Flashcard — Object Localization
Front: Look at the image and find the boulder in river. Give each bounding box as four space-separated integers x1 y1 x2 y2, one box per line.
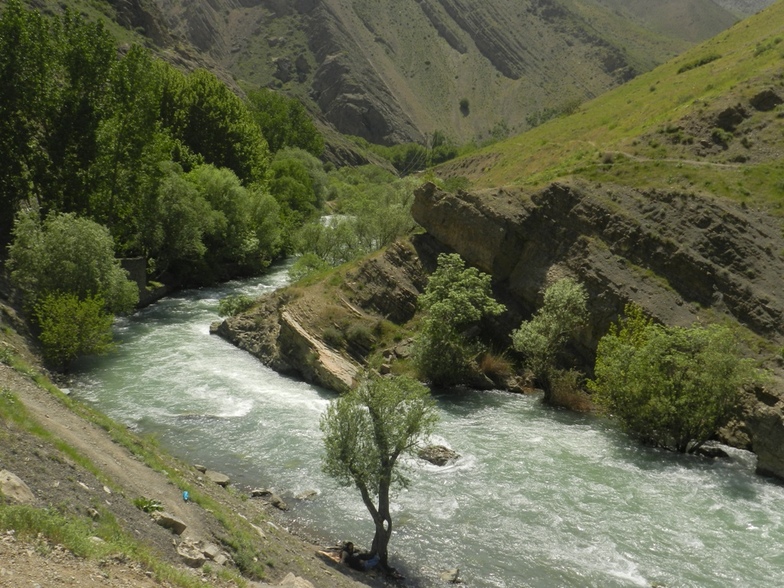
251 488 289 511
418 445 459 466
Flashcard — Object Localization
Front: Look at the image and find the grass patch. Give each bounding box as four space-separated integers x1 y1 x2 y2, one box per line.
0 505 207 588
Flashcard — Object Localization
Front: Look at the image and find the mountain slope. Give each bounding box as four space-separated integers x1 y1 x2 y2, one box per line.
438 0 784 209
152 0 766 145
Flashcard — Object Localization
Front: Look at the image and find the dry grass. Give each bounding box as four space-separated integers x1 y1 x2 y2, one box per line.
548 370 594 413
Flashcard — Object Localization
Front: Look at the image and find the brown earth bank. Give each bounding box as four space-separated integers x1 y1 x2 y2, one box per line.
218 180 784 480
0 348 395 588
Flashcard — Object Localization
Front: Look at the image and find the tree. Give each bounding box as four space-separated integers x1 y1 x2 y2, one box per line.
91 45 170 255
7 211 138 315
43 11 116 217
247 88 323 155
178 69 270 186
588 304 760 453
413 253 505 386
0 0 57 243
34 293 115 370
320 374 439 570
511 277 588 401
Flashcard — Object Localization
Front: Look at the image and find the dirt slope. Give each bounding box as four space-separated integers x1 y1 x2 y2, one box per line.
0 359 386 588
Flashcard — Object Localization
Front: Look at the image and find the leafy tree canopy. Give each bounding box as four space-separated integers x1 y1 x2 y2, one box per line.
589 304 761 453
320 374 438 568
512 277 588 399
8 210 138 315
247 88 324 156
414 253 505 386
35 293 115 370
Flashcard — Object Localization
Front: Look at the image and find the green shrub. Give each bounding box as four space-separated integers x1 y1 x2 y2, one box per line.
8 211 138 314
218 294 256 317
512 278 588 400
677 54 721 74
346 322 374 352
711 127 734 145
589 304 761 453
34 293 115 370
133 497 163 513
322 326 346 349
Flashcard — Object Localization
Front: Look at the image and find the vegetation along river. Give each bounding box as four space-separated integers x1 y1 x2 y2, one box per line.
70 262 784 587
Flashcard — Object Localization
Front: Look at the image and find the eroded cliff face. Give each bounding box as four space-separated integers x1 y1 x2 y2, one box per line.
148 0 754 145
217 179 784 478
411 181 784 478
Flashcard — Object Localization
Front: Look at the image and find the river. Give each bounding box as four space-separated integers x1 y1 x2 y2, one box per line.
70 262 784 587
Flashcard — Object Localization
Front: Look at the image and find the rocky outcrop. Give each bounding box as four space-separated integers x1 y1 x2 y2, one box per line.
216 240 439 392
216 291 361 393
413 181 784 343
412 181 784 478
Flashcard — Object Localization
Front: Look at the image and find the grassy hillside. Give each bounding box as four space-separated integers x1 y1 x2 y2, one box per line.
159 0 753 144
439 0 784 211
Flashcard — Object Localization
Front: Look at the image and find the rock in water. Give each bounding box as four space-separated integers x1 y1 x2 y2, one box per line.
439 568 462 583
418 445 459 466
205 470 230 486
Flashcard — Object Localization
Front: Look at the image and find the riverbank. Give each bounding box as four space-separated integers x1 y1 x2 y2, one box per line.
0 319 393 588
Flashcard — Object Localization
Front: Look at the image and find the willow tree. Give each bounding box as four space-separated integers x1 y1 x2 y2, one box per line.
320 374 438 570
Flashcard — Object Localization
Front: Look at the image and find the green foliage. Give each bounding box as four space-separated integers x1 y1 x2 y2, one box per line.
269 151 323 232
34 293 115 369
0 0 58 242
320 374 438 564
218 294 256 317
8 211 138 314
288 252 330 282
525 98 583 128
133 497 163 513
589 304 761 453
711 127 733 145
247 88 324 155
176 69 270 186
511 278 588 398
677 53 721 74
0 5 299 276
414 253 505 386
288 165 418 280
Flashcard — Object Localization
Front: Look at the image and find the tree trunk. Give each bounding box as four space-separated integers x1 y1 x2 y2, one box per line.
371 478 393 569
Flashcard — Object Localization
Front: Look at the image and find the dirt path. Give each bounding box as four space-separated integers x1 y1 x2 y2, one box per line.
0 363 215 544
0 363 385 588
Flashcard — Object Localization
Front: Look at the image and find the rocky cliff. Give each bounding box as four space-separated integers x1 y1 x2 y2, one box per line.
217 179 784 479
411 181 784 478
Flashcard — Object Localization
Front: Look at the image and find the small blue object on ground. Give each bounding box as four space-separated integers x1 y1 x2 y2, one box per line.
183 491 189 502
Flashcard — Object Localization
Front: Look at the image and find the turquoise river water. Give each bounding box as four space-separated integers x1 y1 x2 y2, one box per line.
70 262 784 587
